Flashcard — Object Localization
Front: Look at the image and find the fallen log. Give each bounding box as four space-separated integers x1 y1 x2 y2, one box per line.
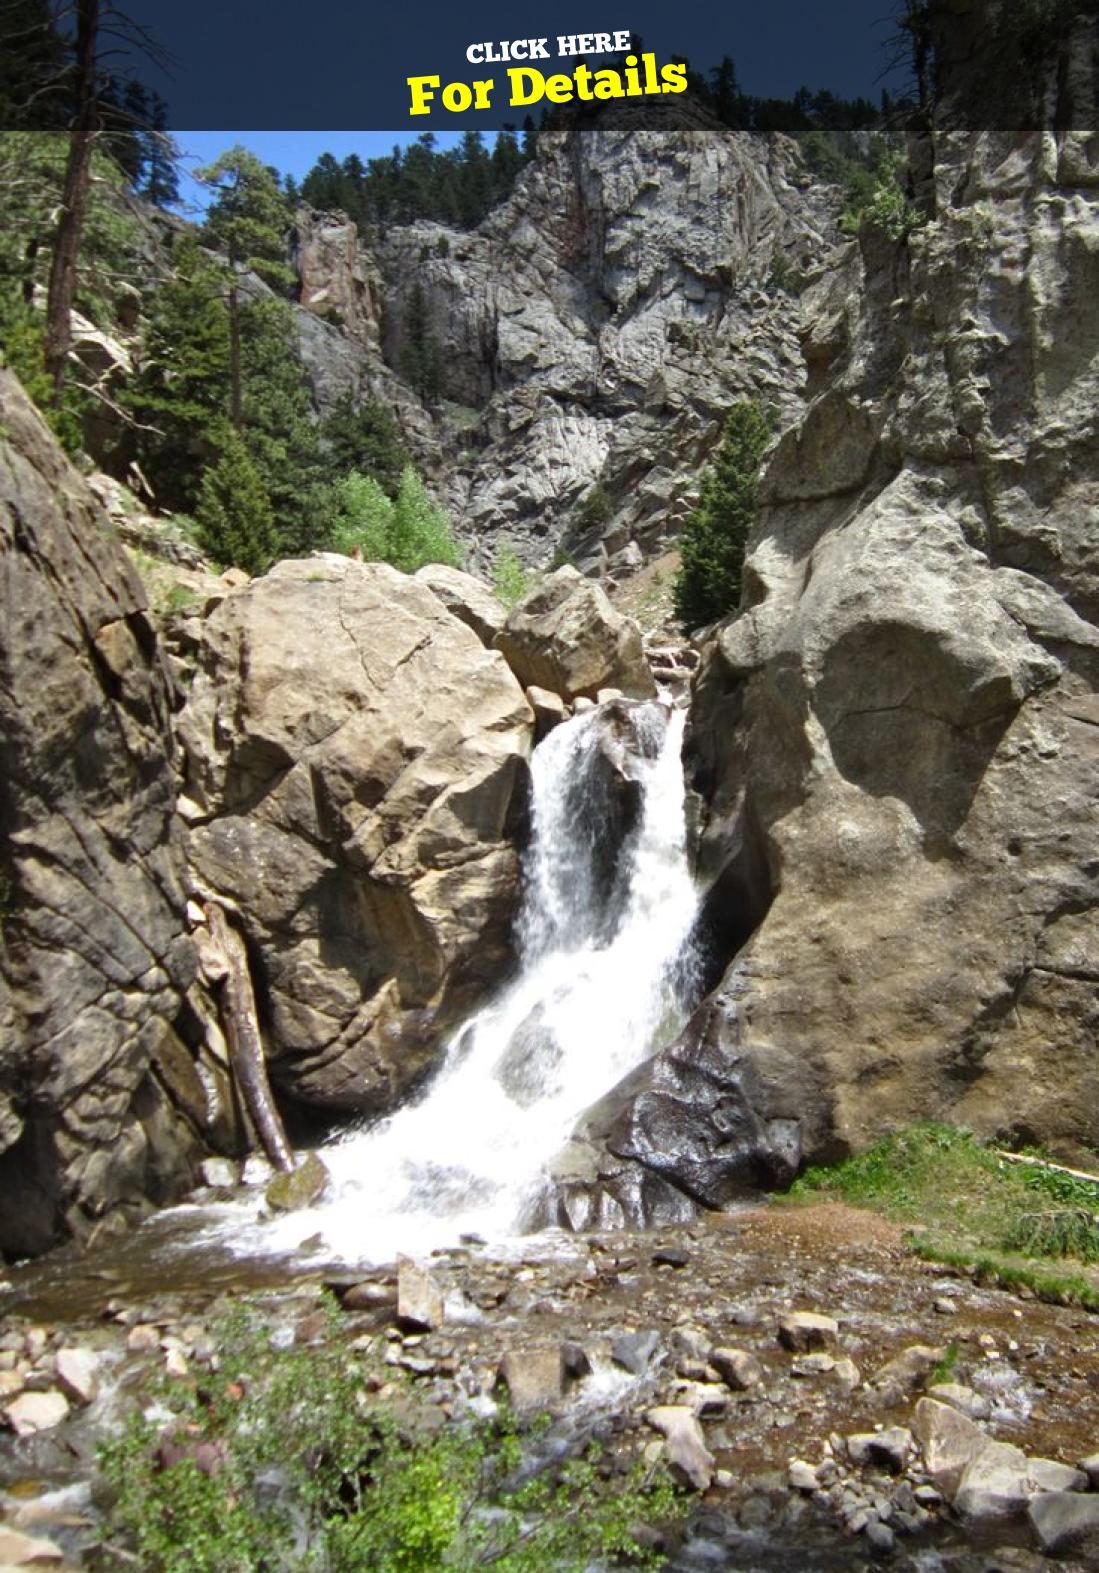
993 1150 1099 1188
197 900 294 1174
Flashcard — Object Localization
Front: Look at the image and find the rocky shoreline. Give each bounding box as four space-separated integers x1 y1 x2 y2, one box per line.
2 1202 1098 1569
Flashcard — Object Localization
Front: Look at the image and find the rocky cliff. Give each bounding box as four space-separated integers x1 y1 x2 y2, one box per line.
0 371 241 1258
564 35 1099 1219
294 130 839 576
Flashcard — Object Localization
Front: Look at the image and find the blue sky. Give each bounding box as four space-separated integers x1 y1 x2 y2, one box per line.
173 130 474 214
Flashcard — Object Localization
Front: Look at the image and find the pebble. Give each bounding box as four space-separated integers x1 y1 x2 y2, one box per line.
2 1390 70 1436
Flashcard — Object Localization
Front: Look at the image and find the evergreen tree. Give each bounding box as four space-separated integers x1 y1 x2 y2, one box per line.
198 145 293 427
0 0 65 127
399 282 442 403
674 401 773 630
139 93 180 208
195 427 277 575
320 393 409 498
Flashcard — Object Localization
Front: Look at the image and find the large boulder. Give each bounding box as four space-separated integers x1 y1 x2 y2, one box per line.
494 567 656 702
177 556 534 1117
560 69 1099 1211
414 562 505 646
0 371 235 1258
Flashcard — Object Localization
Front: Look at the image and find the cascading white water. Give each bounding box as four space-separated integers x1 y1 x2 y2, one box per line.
220 699 701 1264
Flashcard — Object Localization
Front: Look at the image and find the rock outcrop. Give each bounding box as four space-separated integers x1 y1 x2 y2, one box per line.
567 31 1099 1211
0 371 236 1259
177 556 534 1118
494 567 656 702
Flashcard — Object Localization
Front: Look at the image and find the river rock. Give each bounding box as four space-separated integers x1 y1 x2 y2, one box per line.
953 1440 1032 1522
0 371 232 1258
868 1345 944 1403
178 557 533 1118
0 1526 66 1564
494 568 656 702
611 1330 662 1375
646 1405 714 1491
200 1157 239 1189
525 685 567 740
415 563 505 646
778 1312 839 1352
913 1397 990 1499
927 1382 991 1421
847 1428 912 1473
1029 1492 1099 1555
710 1347 763 1390
497 1347 565 1412
53 1348 99 1407
265 1152 330 1212
1027 1458 1088 1493
397 1257 445 1332
2 1391 70 1437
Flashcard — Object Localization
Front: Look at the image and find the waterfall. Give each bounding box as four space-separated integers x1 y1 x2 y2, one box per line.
226 699 701 1264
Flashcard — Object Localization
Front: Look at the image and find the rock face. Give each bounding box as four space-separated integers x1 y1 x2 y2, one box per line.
495 567 656 701
177 556 533 1117
0 370 229 1259
565 40 1099 1209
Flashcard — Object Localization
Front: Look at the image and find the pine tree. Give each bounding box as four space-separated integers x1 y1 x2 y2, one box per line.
399 281 442 403
320 393 409 498
195 427 277 575
674 401 773 630
139 93 180 208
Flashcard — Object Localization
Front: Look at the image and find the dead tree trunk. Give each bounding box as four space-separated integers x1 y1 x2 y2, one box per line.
199 901 293 1173
44 0 99 405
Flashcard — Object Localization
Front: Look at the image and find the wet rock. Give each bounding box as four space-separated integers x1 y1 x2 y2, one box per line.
340 1280 398 1313
710 1347 762 1391
778 1312 839 1352
0 1371 24 1400
496 1347 564 1413
1081 1452 1099 1488
126 1324 160 1353
927 1381 991 1420
646 1406 714 1491
0 1526 66 1564
561 1342 592 1381
611 1330 662 1375
1029 1491 1099 1555
792 1352 835 1377
953 1439 1031 1522
652 1246 690 1268
265 1152 330 1213
913 1397 990 1499
397 1257 445 1333
864 1519 895 1554
494 568 656 703
200 1157 238 1188
2 1391 70 1437
525 684 567 740
53 1347 99 1407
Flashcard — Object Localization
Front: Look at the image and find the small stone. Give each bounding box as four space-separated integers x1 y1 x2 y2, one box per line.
789 1460 820 1492
1029 1492 1099 1554
651 1246 689 1268
2 1390 70 1437
869 1345 943 1400
240 1154 274 1186
397 1257 445 1332
200 1157 238 1188
933 1297 958 1316
525 685 567 737
596 687 624 704
847 1428 912 1474
0 1370 24 1400
714 1468 735 1491
913 1485 942 1507
23 1330 48 1362
164 1348 189 1379
561 1342 592 1381
1079 1452 1099 1489
54 1347 99 1407
127 1324 160 1353
611 1330 662 1375
710 1347 763 1391
833 1357 861 1391
777 1312 839 1352
792 1352 835 1376
646 1406 714 1491
865 1519 895 1553
0 1526 66 1564
265 1152 329 1213
340 1280 397 1313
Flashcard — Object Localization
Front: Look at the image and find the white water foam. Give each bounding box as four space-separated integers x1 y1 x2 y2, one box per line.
209 699 701 1265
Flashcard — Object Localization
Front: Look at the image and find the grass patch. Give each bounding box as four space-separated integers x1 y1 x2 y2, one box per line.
788 1123 1099 1309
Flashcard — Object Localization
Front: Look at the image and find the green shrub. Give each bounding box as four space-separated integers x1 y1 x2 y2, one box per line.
839 151 923 242
195 430 277 577
491 543 531 608
673 400 772 630
329 464 461 573
573 480 612 535
98 1295 682 1572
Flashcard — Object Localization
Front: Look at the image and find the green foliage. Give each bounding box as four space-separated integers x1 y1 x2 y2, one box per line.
98 1296 682 1572
320 393 410 498
331 465 461 573
931 1342 960 1384
839 149 923 242
199 146 294 290
573 480 612 535
492 544 531 609
195 429 277 576
673 400 773 630
399 281 443 402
